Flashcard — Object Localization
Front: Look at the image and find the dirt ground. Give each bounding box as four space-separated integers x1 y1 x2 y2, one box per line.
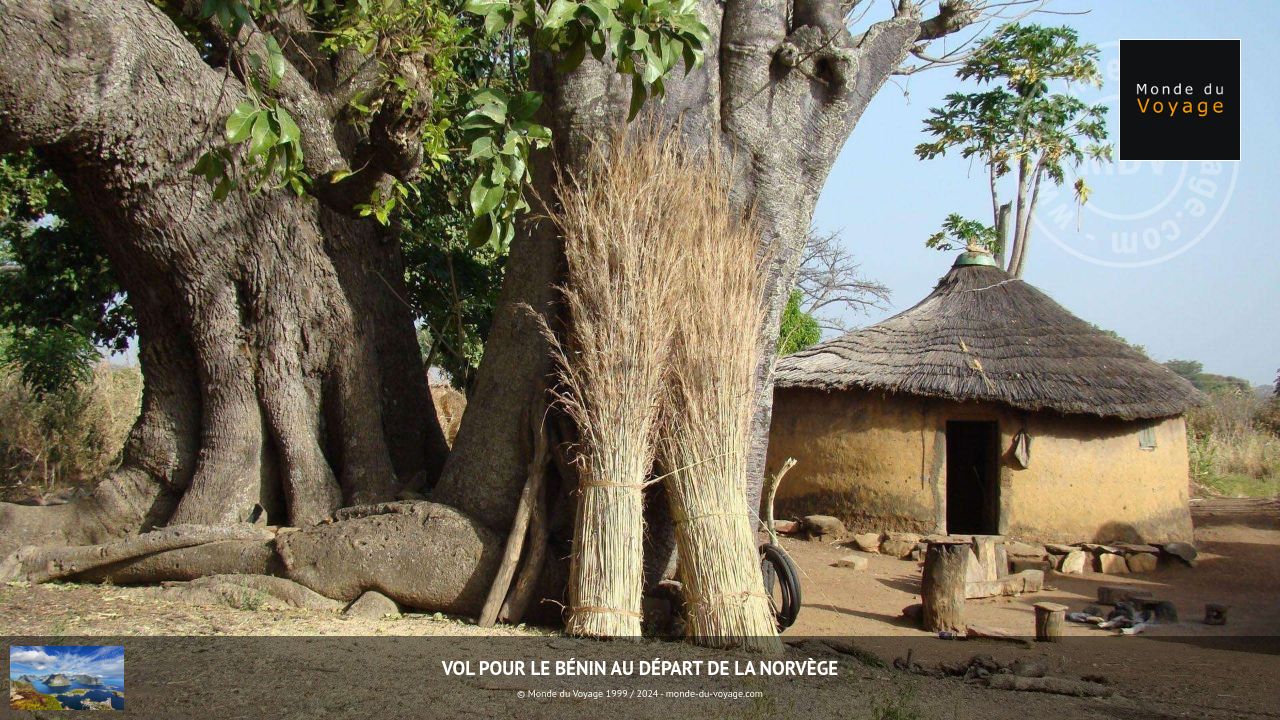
2 497 1277 719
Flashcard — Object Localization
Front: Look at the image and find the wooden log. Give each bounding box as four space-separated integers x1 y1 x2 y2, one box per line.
1034 602 1068 642
921 541 969 633
498 421 551 624
479 392 549 628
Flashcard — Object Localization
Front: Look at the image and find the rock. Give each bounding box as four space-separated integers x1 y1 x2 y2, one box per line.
1004 540 1047 558
1096 553 1129 575
1057 550 1088 575
901 603 923 622
1141 599 1178 622
836 554 869 571
880 539 916 559
1125 552 1158 574
773 519 801 535
1080 543 1120 554
887 531 922 544
852 532 882 553
1160 542 1198 566
344 590 401 620
803 515 846 540
1044 543 1076 555
1011 557 1052 574
1018 569 1045 593
965 579 1005 599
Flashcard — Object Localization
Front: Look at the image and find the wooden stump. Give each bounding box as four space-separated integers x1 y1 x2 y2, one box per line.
922 541 969 633
1034 602 1068 642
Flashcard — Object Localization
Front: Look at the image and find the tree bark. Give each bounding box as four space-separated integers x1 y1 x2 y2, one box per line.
441 0 952 538
0 0 449 556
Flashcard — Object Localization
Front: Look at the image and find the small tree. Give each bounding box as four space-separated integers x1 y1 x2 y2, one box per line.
916 23 1112 276
777 290 820 356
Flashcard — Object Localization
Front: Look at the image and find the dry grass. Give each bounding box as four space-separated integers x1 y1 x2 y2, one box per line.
548 132 686 638
1187 391 1280 498
0 361 142 502
655 147 781 653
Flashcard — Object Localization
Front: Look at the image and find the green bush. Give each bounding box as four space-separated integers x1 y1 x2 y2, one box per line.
1186 390 1280 498
0 360 141 502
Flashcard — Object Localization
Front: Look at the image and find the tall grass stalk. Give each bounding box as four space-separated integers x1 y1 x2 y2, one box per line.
549 133 685 638
657 149 781 652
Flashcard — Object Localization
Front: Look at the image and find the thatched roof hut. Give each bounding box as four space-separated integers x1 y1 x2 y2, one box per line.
767 252 1199 545
776 253 1200 420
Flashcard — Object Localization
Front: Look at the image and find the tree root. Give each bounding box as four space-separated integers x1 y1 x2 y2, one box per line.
155 574 345 612
0 524 275 584
0 501 518 618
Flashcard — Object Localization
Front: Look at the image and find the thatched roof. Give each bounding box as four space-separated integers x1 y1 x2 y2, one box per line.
775 257 1201 420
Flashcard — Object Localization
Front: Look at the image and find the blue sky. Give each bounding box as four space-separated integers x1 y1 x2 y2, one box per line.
819 0 1278 385
9 645 125 685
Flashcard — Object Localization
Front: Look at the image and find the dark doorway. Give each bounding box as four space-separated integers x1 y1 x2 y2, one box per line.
945 421 1000 535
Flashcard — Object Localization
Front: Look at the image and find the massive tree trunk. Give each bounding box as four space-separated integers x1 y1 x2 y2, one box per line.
439 0 960 532
0 0 450 557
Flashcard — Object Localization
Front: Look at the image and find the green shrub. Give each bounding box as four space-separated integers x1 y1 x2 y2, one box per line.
0 360 141 501
1186 390 1280 498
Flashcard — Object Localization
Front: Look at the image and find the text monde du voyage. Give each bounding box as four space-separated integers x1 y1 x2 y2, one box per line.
1134 82 1228 118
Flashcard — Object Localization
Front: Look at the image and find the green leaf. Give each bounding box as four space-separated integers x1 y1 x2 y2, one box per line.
627 75 646 121
276 107 301 145
509 91 543 120
467 213 494 248
558 40 588 73
265 36 286 90
544 0 577 29
225 101 258 143
248 113 278 158
467 136 496 160
329 168 355 184
469 177 504 216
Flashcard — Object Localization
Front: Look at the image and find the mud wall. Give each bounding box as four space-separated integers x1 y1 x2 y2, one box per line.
765 387 1193 543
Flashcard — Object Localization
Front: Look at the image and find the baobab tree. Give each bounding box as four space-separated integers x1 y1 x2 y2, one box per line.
0 0 1033 614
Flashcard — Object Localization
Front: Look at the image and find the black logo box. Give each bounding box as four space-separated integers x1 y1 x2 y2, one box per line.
1119 39 1240 161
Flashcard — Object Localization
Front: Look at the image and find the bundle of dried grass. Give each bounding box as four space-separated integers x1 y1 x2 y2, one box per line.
548 133 685 638
658 152 782 653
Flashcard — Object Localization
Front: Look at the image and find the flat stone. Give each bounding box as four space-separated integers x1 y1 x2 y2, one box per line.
1160 542 1198 566
1126 552 1158 574
1097 554 1130 575
1044 543 1076 555
836 554 869 571
344 590 400 620
1057 550 1088 575
803 515 845 539
851 532 882 553
1081 543 1121 554
1005 540 1048 558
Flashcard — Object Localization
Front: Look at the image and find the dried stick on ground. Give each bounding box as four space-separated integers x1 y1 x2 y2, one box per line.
658 151 782 653
547 134 683 638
